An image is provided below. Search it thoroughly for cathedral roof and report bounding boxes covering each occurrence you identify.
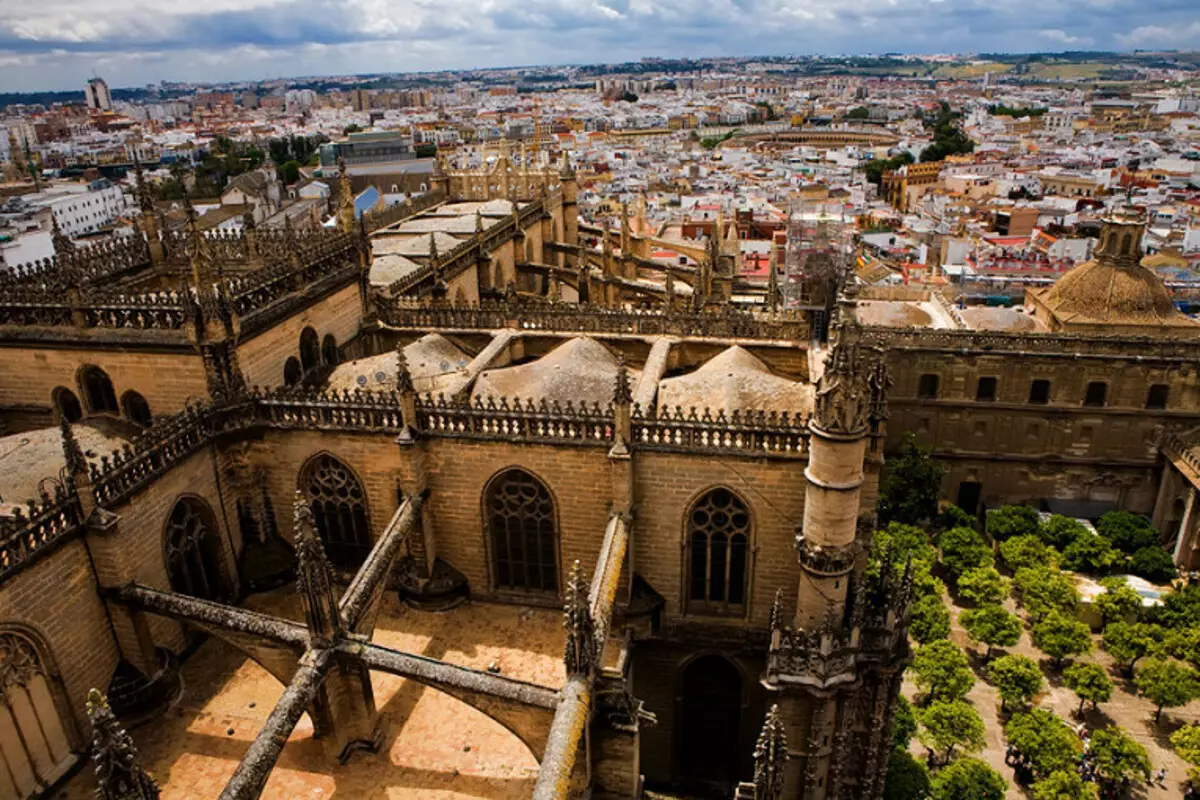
[326,333,472,394]
[368,254,423,287]
[0,421,130,505]
[1033,257,1196,329]
[372,231,464,258]
[657,346,813,415]
[471,337,639,407]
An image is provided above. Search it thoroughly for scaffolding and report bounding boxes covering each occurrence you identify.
[783,199,853,338]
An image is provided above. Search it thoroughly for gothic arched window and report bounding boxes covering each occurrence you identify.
[485,469,558,593]
[52,387,82,423]
[79,365,118,415]
[164,497,230,602]
[121,391,152,427]
[687,488,751,613]
[301,454,372,569]
[0,630,76,800]
[283,357,302,387]
[299,327,320,374]
[321,334,339,367]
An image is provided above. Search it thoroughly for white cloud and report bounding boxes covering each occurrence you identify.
[1116,20,1200,48]
[0,0,1195,91]
[1037,28,1093,46]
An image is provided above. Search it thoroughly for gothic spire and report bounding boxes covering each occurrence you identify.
[60,415,87,479]
[767,245,780,312]
[87,688,161,800]
[293,491,342,645]
[337,157,355,232]
[50,213,75,256]
[563,560,595,676]
[395,341,413,393]
[752,704,788,800]
[133,154,155,215]
[612,355,632,406]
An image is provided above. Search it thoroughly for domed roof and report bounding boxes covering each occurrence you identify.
[472,337,639,407]
[1036,258,1191,328]
[657,346,813,415]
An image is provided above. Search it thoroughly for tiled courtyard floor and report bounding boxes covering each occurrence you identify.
[907,592,1200,799]
[59,589,566,799]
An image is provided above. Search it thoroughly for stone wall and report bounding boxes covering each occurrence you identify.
[0,345,207,418]
[0,538,120,734]
[236,282,365,388]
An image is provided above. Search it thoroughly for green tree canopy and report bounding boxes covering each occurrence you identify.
[1004,708,1083,778]
[863,151,915,187]
[936,504,975,532]
[986,505,1041,542]
[930,757,1004,800]
[1061,533,1121,575]
[999,535,1060,572]
[1165,626,1200,669]
[962,605,1022,660]
[1062,662,1113,715]
[1014,566,1079,622]
[1031,769,1100,800]
[1130,546,1177,583]
[956,567,1009,607]
[1096,511,1159,554]
[938,526,993,583]
[892,694,917,750]
[847,106,871,120]
[1102,621,1165,676]
[913,640,975,703]
[910,594,952,645]
[1032,611,1094,669]
[883,749,930,800]
[1094,578,1143,626]
[1090,726,1152,786]
[987,653,1044,710]
[1169,723,1200,786]
[918,700,986,765]
[878,433,945,526]
[281,160,301,185]
[1149,583,1200,629]
[1039,515,1088,549]
[1135,656,1200,723]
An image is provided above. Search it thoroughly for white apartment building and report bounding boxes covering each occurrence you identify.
[44,183,128,236]
[85,77,113,112]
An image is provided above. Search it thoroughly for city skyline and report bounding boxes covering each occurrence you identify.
[1,0,1198,93]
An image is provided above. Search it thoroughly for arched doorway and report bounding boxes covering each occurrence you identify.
[164,497,231,602]
[299,327,320,374]
[51,387,82,423]
[0,629,77,799]
[485,468,558,594]
[78,365,118,414]
[300,454,372,569]
[121,391,152,427]
[678,654,743,787]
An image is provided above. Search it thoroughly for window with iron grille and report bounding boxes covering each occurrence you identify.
[486,469,558,593]
[302,454,372,569]
[687,488,750,613]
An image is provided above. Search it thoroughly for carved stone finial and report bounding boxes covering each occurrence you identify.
[664,267,675,309]
[50,213,75,255]
[612,355,632,406]
[812,313,874,436]
[242,210,255,231]
[769,588,784,633]
[133,155,155,215]
[767,246,780,311]
[563,560,595,676]
[752,704,788,800]
[60,415,88,478]
[293,491,341,643]
[475,210,484,234]
[87,688,160,800]
[428,233,439,263]
[395,341,413,393]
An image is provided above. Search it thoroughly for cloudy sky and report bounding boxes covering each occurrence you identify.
[0,0,1198,92]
